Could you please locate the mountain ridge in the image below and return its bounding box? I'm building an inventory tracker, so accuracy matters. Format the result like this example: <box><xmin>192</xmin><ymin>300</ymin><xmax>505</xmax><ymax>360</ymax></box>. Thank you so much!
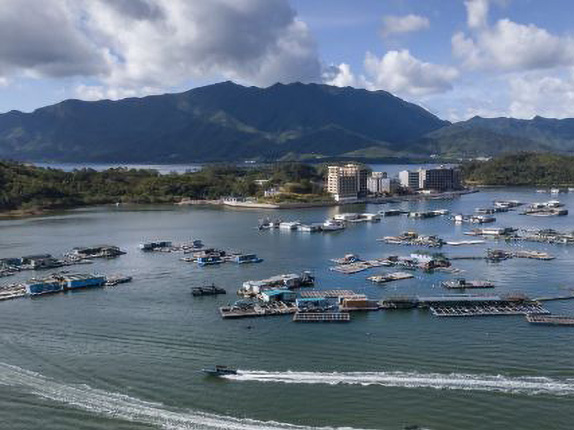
<box><xmin>2</xmin><ymin>81</ymin><xmax>574</xmax><ymax>162</ymax></box>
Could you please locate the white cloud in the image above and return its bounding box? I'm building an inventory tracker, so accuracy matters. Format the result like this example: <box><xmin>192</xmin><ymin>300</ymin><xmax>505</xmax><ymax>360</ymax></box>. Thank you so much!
<box><xmin>381</xmin><ymin>14</ymin><xmax>430</xmax><ymax>37</ymax></box>
<box><xmin>325</xmin><ymin>50</ymin><xmax>458</xmax><ymax>97</ymax></box>
<box><xmin>0</xmin><ymin>0</ymin><xmax>321</xmax><ymax>99</ymax></box>
<box><xmin>465</xmin><ymin>0</ymin><xmax>489</xmax><ymax>29</ymax></box>
<box><xmin>0</xmin><ymin>0</ymin><xmax>109</xmax><ymax>79</ymax></box>
<box><xmin>364</xmin><ymin>50</ymin><xmax>459</xmax><ymax>96</ymax></box>
<box><xmin>323</xmin><ymin>63</ymin><xmax>364</xmax><ymax>87</ymax></box>
<box><xmin>508</xmin><ymin>71</ymin><xmax>574</xmax><ymax>119</ymax></box>
<box><xmin>454</xmin><ymin>2</ymin><xmax>574</xmax><ymax>72</ymax></box>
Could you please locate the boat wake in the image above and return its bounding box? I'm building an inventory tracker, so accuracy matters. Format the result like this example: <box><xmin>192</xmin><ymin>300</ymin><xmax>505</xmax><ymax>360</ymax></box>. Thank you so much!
<box><xmin>0</xmin><ymin>363</ymin><xmax>366</xmax><ymax>430</ymax></box>
<box><xmin>225</xmin><ymin>370</ymin><xmax>574</xmax><ymax>396</ymax></box>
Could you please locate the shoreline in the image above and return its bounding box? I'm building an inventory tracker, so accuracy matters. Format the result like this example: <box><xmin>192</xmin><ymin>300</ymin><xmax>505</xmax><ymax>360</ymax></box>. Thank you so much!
<box><xmin>178</xmin><ymin>189</ymin><xmax>479</xmax><ymax>210</ymax></box>
<box><xmin>0</xmin><ymin>189</ymin><xmax>478</xmax><ymax>219</ymax></box>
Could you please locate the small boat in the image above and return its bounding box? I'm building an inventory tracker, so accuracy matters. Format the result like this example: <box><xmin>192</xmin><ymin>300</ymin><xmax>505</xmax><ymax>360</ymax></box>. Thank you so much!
<box><xmin>191</xmin><ymin>285</ymin><xmax>227</xmax><ymax>296</ymax></box>
<box><xmin>202</xmin><ymin>365</ymin><xmax>238</xmax><ymax>376</ymax></box>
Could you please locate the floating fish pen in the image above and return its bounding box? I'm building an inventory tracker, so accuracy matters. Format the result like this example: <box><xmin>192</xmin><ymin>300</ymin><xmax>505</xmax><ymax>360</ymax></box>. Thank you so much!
<box><xmin>330</xmin><ymin>259</ymin><xmax>389</xmax><ymax>274</ymax></box>
<box><xmin>300</xmin><ymin>290</ymin><xmax>357</xmax><ymax>298</ymax></box>
<box><xmin>139</xmin><ymin>240</ymin><xmax>204</xmax><ymax>253</ymax></box>
<box><xmin>67</xmin><ymin>245</ymin><xmax>126</xmax><ymax>260</ymax></box>
<box><xmin>238</xmin><ymin>272</ymin><xmax>315</xmax><ymax>297</ymax></box>
<box><xmin>378</xmin><ymin>209</ymin><xmax>405</xmax><ymax>217</ymax></box>
<box><xmin>293</xmin><ymin>312</ymin><xmax>350</xmax><ymax>322</ymax></box>
<box><xmin>513</xmin><ymin>250</ymin><xmax>555</xmax><ymax>260</ymax></box>
<box><xmin>441</xmin><ymin>279</ymin><xmax>495</xmax><ymax>289</ymax></box>
<box><xmin>417</xmin><ymin>294</ymin><xmax>549</xmax><ymax>317</ymax></box>
<box><xmin>486</xmin><ymin>249</ymin><xmax>555</xmax><ymax>262</ymax></box>
<box><xmin>522</xmin><ymin>208</ymin><xmax>568</xmax><ymax>216</ymax></box>
<box><xmin>408</xmin><ymin>211</ymin><xmax>445</xmax><ymax>219</ymax></box>
<box><xmin>0</xmin><ymin>284</ymin><xmax>27</xmax><ymax>301</ymax></box>
<box><xmin>378</xmin><ymin>232</ymin><xmax>444</xmax><ymax>247</ymax></box>
<box><xmin>368</xmin><ymin>272</ymin><xmax>414</xmax><ymax>283</ymax></box>
<box><xmin>330</xmin><ymin>254</ymin><xmax>362</xmax><ymax>265</ymax></box>
<box><xmin>493</xmin><ymin>200</ymin><xmax>523</xmax><ymax>209</ymax></box>
<box><xmin>338</xmin><ymin>295</ymin><xmax>380</xmax><ymax>311</ymax></box>
<box><xmin>512</xmin><ymin>229</ymin><xmax>574</xmax><ymax>245</ymax></box>
<box><xmin>445</xmin><ymin>240</ymin><xmax>486</xmax><ymax>246</ymax></box>
<box><xmin>526</xmin><ymin>314</ymin><xmax>574</xmax><ymax>326</ymax></box>
<box><xmin>220</xmin><ymin>302</ymin><xmax>296</xmax><ymax>318</ymax></box>
<box><xmin>379</xmin><ymin>296</ymin><xmax>419</xmax><ymax>309</ymax></box>
<box><xmin>475</xmin><ymin>207</ymin><xmax>510</xmax><ymax>214</ymax></box>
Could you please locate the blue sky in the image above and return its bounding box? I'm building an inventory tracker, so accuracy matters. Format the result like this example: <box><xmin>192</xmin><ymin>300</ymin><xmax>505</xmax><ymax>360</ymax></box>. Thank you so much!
<box><xmin>2</xmin><ymin>0</ymin><xmax>574</xmax><ymax>121</ymax></box>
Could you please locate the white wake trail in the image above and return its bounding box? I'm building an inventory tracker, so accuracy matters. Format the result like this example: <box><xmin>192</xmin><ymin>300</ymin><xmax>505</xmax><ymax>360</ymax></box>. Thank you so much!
<box><xmin>0</xmin><ymin>363</ymin><xmax>368</xmax><ymax>430</ymax></box>
<box><xmin>225</xmin><ymin>370</ymin><xmax>574</xmax><ymax>396</ymax></box>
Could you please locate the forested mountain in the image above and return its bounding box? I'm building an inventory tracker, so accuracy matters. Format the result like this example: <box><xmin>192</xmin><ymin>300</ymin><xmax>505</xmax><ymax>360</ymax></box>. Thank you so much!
<box><xmin>0</xmin><ymin>82</ymin><xmax>448</xmax><ymax>162</ymax></box>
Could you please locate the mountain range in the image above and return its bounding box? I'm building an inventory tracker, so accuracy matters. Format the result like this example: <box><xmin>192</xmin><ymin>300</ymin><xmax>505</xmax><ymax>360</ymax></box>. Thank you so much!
<box><xmin>1</xmin><ymin>81</ymin><xmax>574</xmax><ymax>163</ymax></box>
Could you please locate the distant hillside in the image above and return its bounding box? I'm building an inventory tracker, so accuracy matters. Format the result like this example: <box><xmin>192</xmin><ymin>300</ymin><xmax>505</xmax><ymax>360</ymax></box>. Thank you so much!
<box><xmin>424</xmin><ymin>116</ymin><xmax>574</xmax><ymax>156</ymax></box>
<box><xmin>0</xmin><ymin>82</ymin><xmax>448</xmax><ymax>163</ymax></box>
<box><xmin>462</xmin><ymin>152</ymin><xmax>574</xmax><ymax>186</ymax></box>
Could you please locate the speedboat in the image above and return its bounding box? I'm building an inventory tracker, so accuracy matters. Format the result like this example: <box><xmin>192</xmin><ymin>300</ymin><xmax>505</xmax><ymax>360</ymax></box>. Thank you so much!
<box><xmin>202</xmin><ymin>365</ymin><xmax>238</xmax><ymax>376</ymax></box>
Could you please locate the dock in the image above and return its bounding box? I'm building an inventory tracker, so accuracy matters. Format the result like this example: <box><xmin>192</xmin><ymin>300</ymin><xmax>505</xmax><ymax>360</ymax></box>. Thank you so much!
<box><xmin>293</xmin><ymin>312</ymin><xmax>350</xmax><ymax>322</ymax></box>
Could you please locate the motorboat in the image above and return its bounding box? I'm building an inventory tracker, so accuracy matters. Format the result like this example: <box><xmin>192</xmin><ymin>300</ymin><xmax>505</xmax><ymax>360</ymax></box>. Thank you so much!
<box><xmin>202</xmin><ymin>365</ymin><xmax>238</xmax><ymax>376</ymax></box>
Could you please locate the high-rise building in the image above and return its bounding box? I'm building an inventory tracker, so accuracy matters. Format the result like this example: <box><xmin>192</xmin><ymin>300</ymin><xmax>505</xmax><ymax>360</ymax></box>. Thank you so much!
<box><xmin>399</xmin><ymin>170</ymin><xmax>420</xmax><ymax>190</ymax></box>
<box><xmin>419</xmin><ymin>167</ymin><xmax>462</xmax><ymax>191</ymax></box>
<box><xmin>399</xmin><ymin>166</ymin><xmax>462</xmax><ymax>192</ymax></box>
<box><xmin>367</xmin><ymin>171</ymin><xmax>396</xmax><ymax>194</ymax></box>
<box><xmin>327</xmin><ymin>164</ymin><xmax>369</xmax><ymax>202</ymax></box>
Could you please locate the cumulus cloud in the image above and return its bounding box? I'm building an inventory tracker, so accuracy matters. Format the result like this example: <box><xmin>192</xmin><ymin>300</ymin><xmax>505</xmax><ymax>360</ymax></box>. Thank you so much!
<box><xmin>381</xmin><ymin>14</ymin><xmax>430</xmax><ymax>37</ymax></box>
<box><xmin>0</xmin><ymin>0</ymin><xmax>321</xmax><ymax>99</ymax></box>
<box><xmin>0</xmin><ymin>0</ymin><xmax>109</xmax><ymax>78</ymax></box>
<box><xmin>507</xmin><ymin>71</ymin><xmax>574</xmax><ymax>118</ymax></box>
<box><xmin>325</xmin><ymin>50</ymin><xmax>458</xmax><ymax>97</ymax></box>
<box><xmin>454</xmin><ymin>1</ymin><xmax>574</xmax><ymax>71</ymax></box>
<box><xmin>364</xmin><ymin>50</ymin><xmax>458</xmax><ymax>96</ymax></box>
<box><xmin>465</xmin><ymin>0</ymin><xmax>489</xmax><ymax>29</ymax></box>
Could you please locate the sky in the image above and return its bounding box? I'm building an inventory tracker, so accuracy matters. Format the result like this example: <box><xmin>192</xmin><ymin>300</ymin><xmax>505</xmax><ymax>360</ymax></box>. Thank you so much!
<box><xmin>2</xmin><ymin>0</ymin><xmax>574</xmax><ymax>121</ymax></box>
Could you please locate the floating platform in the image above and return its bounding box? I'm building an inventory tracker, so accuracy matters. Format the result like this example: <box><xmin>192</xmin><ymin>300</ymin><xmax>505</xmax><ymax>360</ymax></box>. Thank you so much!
<box><xmin>0</xmin><ymin>284</ymin><xmax>26</xmax><ymax>301</ymax></box>
<box><xmin>429</xmin><ymin>302</ymin><xmax>548</xmax><ymax>317</ymax></box>
<box><xmin>441</xmin><ymin>279</ymin><xmax>495</xmax><ymax>289</ymax></box>
<box><xmin>220</xmin><ymin>302</ymin><xmax>296</xmax><ymax>319</ymax></box>
<box><xmin>526</xmin><ymin>314</ymin><xmax>574</xmax><ymax>325</ymax></box>
<box><xmin>293</xmin><ymin>312</ymin><xmax>351</xmax><ymax>322</ymax></box>
<box><xmin>299</xmin><ymin>290</ymin><xmax>357</xmax><ymax>298</ymax></box>
<box><xmin>330</xmin><ymin>259</ymin><xmax>389</xmax><ymax>274</ymax></box>
<box><xmin>368</xmin><ymin>272</ymin><xmax>414</xmax><ymax>283</ymax></box>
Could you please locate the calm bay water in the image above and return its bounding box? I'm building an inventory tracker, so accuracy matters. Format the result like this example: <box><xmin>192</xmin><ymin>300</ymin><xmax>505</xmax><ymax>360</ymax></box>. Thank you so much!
<box><xmin>0</xmin><ymin>187</ymin><xmax>573</xmax><ymax>430</ymax></box>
